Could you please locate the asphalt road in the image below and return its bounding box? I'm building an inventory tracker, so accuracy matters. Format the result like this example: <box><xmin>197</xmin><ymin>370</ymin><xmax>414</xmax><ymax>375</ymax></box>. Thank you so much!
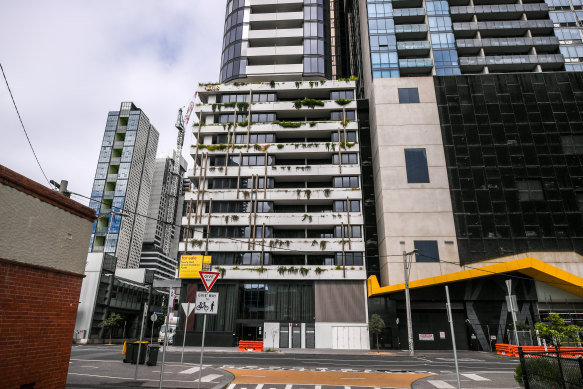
<box><xmin>70</xmin><ymin>345</ymin><xmax>520</xmax><ymax>374</ymax></box>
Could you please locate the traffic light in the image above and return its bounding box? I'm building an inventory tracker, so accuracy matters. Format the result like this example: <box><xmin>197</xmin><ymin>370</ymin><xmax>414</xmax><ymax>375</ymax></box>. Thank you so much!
<box><xmin>173</xmin><ymin>298</ymin><xmax>179</xmax><ymax>311</ymax></box>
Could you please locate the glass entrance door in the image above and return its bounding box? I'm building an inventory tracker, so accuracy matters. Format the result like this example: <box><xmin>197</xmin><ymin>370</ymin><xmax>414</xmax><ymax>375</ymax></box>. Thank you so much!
<box><xmin>237</xmin><ymin>323</ymin><xmax>263</xmax><ymax>341</ymax></box>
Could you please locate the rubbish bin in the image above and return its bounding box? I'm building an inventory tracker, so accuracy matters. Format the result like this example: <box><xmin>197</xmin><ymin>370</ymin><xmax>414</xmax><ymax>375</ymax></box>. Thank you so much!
<box><xmin>124</xmin><ymin>341</ymin><xmax>149</xmax><ymax>364</ymax></box>
<box><xmin>146</xmin><ymin>344</ymin><xmax>160</xmax><ymax>366</ymax></box>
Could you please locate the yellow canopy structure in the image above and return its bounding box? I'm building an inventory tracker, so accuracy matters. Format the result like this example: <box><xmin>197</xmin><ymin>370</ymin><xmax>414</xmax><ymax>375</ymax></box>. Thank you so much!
<box><xmin>367</xmin><ymin>257</ymin><xmax>583</xmax><ymax>298</ymax></box>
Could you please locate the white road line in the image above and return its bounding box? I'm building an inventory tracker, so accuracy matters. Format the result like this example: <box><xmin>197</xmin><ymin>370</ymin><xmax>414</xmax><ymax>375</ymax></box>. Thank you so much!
<box><xmin>80</xmin><ymin>366</ymin><xmax>98</xmax><ymax>369</ymax></box>
<box><xmin>462</xmin><ymin>373</ymin><xmax>490</xmax><ymax>381</ymax></box>
<box><xmin>255</xmin><ymin>385</ymin><xmax>264</xmax><ymax>389</ymax></box>
<box><xmin>285</xmin><ymin>385</ymin><xmax>292</xmax><ymax>389</ymax></box>
<box><xmin>427</xmin><ymin>380</ymin><xmax>455</xmax><ymax>389</ymax></box>
<box><xmin>344</xmin><ymin>386</ymin><xmax>351</xmax><ymax>389</ymax></box>
<box><xmin>226</xmin><ymin>385</ymin><xmax>235</xmax><ymax>389</ymax></box>
<box><xmin>315</xmin><ymin>385</ymin><xmax>321</xmax><ymax>389</ymax></box>
<box><xmin>179</xmin><ymin>366</ymin><xmax>201</xmax><ymax>374</ymax></box>
<box><xmin>200</xmin><ymin>373</ymin><xmax>222</xmax><ymax>382</ymax></box>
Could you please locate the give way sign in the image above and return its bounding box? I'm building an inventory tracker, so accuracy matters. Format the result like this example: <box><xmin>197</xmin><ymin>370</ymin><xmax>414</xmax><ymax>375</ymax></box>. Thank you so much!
<box><xmin>199</xmin><ymin>271</ymin><xmax>220</xmax><ymax>292</ymax></box>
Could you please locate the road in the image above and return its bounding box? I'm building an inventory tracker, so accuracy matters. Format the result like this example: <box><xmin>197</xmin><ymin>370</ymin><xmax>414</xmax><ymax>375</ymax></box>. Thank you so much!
<box><xmin>68</xmin><ymin>345</ymin><xmax>520</xmax><ymax>388</ymax></box>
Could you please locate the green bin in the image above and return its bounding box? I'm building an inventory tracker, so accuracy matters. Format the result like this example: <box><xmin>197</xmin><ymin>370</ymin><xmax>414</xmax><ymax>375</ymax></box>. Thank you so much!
<box><xmin>146</xmin><ymin>344</ymin><xmax>160</xmax><ymax>366</ymax></box>
<box><xmin>124</xmin><ymin>341</ymin><xmax>148</xmax><ymax>364</ymax></box>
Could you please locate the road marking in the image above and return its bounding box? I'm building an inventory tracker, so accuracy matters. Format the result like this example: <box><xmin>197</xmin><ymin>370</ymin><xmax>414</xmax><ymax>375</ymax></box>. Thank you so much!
<box><xmin>200</xmin><ymin>373</ymin><xmax>222</xmax><ymax>382</ymax></box>
<box><xmin>344</xmin><ymin>386</ymin><xmax>351</xmax><ymax>389</ymax></box>
<box><xmin>179</xmin><ymin>366</ymin><xmax>200</xmax><ymax>374</ymax></box>
<box><xmin>226</xmin><ymin>385</ymin><xmax>235</xmax><ymax>389</ymax></box>
<box><xmin>462</xmin><ymin>373</ymin><xmax>490</xmax><ymax>381</ymax></box>
<box><xmin>80</xmin><ymin>366</ymin><xmax>98</xmax><ymax>369</ymax></box>
<box><xmin>427</xmin><ymin>380</ymin><xmax>455</xmax><ymax>389</ymax></box>
<box><xmin>285</xmin><ymin>385</ymin><xmax>292</xmax><ymax>389</ymax></box>
<box><xmin>315</xmin><ymin>386</ymin><xmax>321</xmax><ymax>389</ymax></box>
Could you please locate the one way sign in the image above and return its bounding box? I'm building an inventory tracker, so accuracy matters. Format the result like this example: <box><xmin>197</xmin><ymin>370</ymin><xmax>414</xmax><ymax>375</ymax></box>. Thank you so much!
<box><xmin>199</xmin><ymin>271</ymin><xmax>220</xmax><ymax>292</ymax></box>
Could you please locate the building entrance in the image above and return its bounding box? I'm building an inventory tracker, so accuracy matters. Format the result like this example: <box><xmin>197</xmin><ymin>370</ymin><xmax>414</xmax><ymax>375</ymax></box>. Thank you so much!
<box><xmin>237</xmin><ymin>323</ymin><xmax>263</xmax><ymax>341</ymax></box>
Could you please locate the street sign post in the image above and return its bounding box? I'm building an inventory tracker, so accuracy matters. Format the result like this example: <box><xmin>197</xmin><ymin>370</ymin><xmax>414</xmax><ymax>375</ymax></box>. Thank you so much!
<box><xmin>196</xmin><ymin>288</ymin><xmax>219</xmax><ymax>388</ymax></box>
<box><xmin>150</xmin><ymin>313</ymin><xmax>157</xmax><ymax>343</ymax></box>
<box><xmin>199</xmin><ymin>271</ymin><xmax>220</xmax><ymax>292</ymax></box>
<box><xmin>134</xmin><ymin>302</ymin><xmax>148</xmax><ymax>380</ymax></box>
<box><xmin>445</xmin><ymin>286</ymin><xmax>461</xmax><ymax>389</ymax></box>
<box><xmin>180</xmin><ymin>303</ymin><xmax>196</xmax><ymax>364</ymax></box>
<box><xmin>159</xmin><ymin>287</ymin><xmax>174</xmax><ymax>389</ymax></box>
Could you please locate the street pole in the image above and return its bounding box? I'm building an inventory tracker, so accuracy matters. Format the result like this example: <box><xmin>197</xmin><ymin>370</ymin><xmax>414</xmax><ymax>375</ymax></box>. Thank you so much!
<box><xmin>181</xmin><ymin>303</ymin><xmax>191</xmax><ymax>364</ymax></box>
<box><xmin>198</xmin><ymin>314</ymin><xmax>207</xmax><ymax>389</ymax></box>
<box><xmin>506</xmin><ymin>279</ymin><xmax>520</xmax><ymax>347</ymax></box>
<box><xmin>445</xmin><ymin>285</ymin><xmax>461</xmax><ymax>389</ymax></box>
<box><xmin>134</xmin><ymin>302</ymin><xmax>148</xmax><ymax>380</ymax></box>
<box><xmin>403</xmin><ymin>251</ymin><xmax>414</xmax><ymax>356</ymax></box>
<box><xmin>159</xmin><ymin>288</ymin><xmax>173</xmax><ymax>389</ymax></box>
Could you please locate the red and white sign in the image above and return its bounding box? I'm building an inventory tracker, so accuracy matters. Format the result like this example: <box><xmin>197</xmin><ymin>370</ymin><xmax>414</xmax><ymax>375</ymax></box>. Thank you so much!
<box><xmin>199</xmin><ymin>271</ymin><xmax>220</xmax><ymax>292</ymax></box>
<box><xmin>419</xmin><ymin>333</ymin><xmax>435</xmax><ymax>341</ymax></box>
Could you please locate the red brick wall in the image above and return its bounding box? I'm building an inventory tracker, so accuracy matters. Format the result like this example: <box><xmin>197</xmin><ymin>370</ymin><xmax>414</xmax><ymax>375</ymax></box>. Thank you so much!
<box><xmin>0</xmin><ymin>258</ymin><xmax>84</xmax><ymax>389</ymax></box>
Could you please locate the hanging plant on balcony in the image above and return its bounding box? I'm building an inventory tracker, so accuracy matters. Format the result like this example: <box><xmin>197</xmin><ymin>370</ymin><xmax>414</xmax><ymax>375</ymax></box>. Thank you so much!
<box><xmin>335</xmin><ymin>98</ymin><xmax>353</xmax><ymax>106</ymax></box>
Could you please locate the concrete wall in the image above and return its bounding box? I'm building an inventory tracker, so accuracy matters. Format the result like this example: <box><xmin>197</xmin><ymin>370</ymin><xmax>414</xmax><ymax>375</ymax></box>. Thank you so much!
<box><xmin>365</xmin><ymin>77</ymin><xmax>460</xmax><ymax>287</ymax></box>
<box><xmin>74</xmin><ymin>253</ymin><xmax>105</xmax><ymax>343</ymax></box>
<box><xmin>0</xmin><ymin>174</ymin><xmax>94</xmax><ymax>274</ymax></box>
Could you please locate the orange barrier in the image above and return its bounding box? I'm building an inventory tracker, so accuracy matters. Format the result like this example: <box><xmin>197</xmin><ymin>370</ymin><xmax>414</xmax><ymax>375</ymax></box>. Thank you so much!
<box><xmin>496</xmin><ymin>344</ymin><xmax>583</xmax><ymax>357</ymax></box>
<box><xmin>238</xmin><ymin>340</ymin><xmax>263</xmax><ymax>352</ymax></box>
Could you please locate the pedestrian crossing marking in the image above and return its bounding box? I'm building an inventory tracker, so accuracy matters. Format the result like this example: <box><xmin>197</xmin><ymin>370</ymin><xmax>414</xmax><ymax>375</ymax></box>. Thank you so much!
<box><xmin>427</xmin><ymin>380</ymin><xmax>455</xmax><ymax>389</ymax></box>
<box><xmin>200</xmin><ymin>373</ymin><xmax>222</xmax><ymax>382</ymax></box>
<box><xmin>179</xmin><ymin>366</ymin><xmax>200</xmax><ymax>374</ymax></box>
<box><xmin>462</xmin><ymin>373</ymin><xmax>490</xmax><ymax>381</ymax></box>
<box><xmin>285</xmin><ymin>385</ymin><xmax>292</xmax><ymax>389</ymax></box>
<box><xmin>255</xmin><ymin>385</ymin><xmax>263</xmax><ymax>389</ymax></box>
<box><xmin>227</xmin><ymin>384</ymin><xmax>235</xmax><ymax>389</ymax></box>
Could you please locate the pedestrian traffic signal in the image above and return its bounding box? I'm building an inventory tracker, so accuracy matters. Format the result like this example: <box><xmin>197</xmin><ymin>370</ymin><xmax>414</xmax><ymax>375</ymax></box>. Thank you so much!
<box><xmin>173</xmin><ymin>298</ymin><xmax>179</xmax><ymax>311</ymax></box>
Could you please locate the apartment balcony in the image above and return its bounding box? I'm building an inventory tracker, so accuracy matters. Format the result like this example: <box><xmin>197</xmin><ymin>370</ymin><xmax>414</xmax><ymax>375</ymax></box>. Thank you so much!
<box><xmin>177</xmin><ymin>265</ymin><xmax>367</xmax><ymax>281</ymax></box>
<box><xmin>246</xmin><ymin>63</ymin><xmax>303</xmax><ymax>77</ymax></box>
<box><xmin>247</xmin><ymin>45</ymin><xmax>303</xmax><ymax>59</ymax></box>
<box><xmin>196</xmin><ymin>142</ymin><xmax>359</xmax><ymax>156</ymax></box>
<box><xmin>183</xmin><ymin>212</ymin><xmax>364</xmax><ymax>229</ymax></box>
<box><xmin>198</xmin><ymin>99</ymin><xmax>357</xmax><ymax>116</ymax></box>
<box><xmin>395</xmin><ymin>24</ymin><xmax>429</xmax><ymax>39</ymax></box>
<box><xmin>456</xmin><ymin>36</ymin><xmax>560</xmax><ymax>55</ymax></box>
<box><xmin>113</xmin><ymin>141</ymin><xmax>125</xmax><ymax>150</ymax></box>
<box><xmin>196</xmin><ymin>121</ymin><xmax>358</xmax><ymax>137</ymax></box>
<box><xmin>459</xmin><ymin>53</ymin><xmax>564</xmax><ymax>72</ymax></box>
<box><xmin>393</xmin><ymin>8</ymin><xmax>426</xmax><ymax>24</ymax></box>
<box><xmin>397</xmin><ymin>40</ymin><xmax>431</xmax><ymax>55</ymax></box>
<box><xmin>450</xmin><ymin>3</ymin><xmax>549</xmax><ymax>22</ymax></box>
<box><xmin>399</xmin><ymin>58</ymin><xmax>434</xmax><ymax>74</ymax></box>
<box><xmin>248</xmin><ymin>28</ymin><xmax>303</xmax><ymax>46</ymax></box>
<box><xmin>110</xmin><ymin>157</ymin><xmax>121</xmax><ymax>165</ymax></box>
<box><xmin>391</xmin><ymin>0</ymin><xmax>423</xmax><ymax>9</ymax></box>
<box><xmin>205</xmin><ymin>164</ymin><xmax>361</xmax><ymax>178</ymax></box>
<box><xmin>103</xmin><ymin>191</ymin><xmax>115</xmax><ymax>200</ymax></box>
<box><xmin>106</xmin><ymin>174</ymin><xmax>118</xmax><ymax>182</ymax></box>
<box><xmin>249</xmin><ymin>11</ymin><xmax>303</xmax><ymax>29</ymax></box>
<box><xmin>95</xmin><ymin>227</ymin><xmax>109</xmax><ymax>236</ymax></box>
<box><xmin>249</xmin><ymin>0</ymin><xmax>304</xmax><ymax>13</ymax></box>
<box><xmin>196</xmin><ymin>80</ymin><xmax>357</xmax><ymax>99</ymax></box>
<box><xmin>179</xmin><ymin>238</ymin><xmax>365</xmax><ymax>257</ymax></box>
<box><xmin>185</xmin><ymin>188</ymin><xmax>363</xmax><ymax>202</ymax></box>
<box><xmin>92</xmin><ymin>246</ymin><xmax>105</xmax><ymax>253</ymax></box>
<box><xmin>116</xmin><ymin>126</ymin><xmax>127</xmax><ymax>134</ymax></box>
<box><xmin>453</xmin><ymin>20</ymin><xmax>554</xmax><ymax>38</ymax></box>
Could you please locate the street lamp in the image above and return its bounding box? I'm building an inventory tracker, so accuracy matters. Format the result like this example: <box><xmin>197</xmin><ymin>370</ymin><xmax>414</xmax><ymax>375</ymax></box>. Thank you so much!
<box><xmin>403</xmin><ymin>249</ymin><xmax>418</xmax><ymax>356</ymax></box>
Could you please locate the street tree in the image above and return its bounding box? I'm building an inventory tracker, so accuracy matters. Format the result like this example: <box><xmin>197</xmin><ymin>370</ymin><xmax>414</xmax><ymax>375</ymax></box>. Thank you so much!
<box><xmin>99</xmin><ymin>312</ymin><xmax>124</xmax><ymax>344</ymax></box>
<box><xmin>534</xmin><ymin>313</ymin><xmax>581</xmax><ymax>350</ymax></box>
<box><xmin>369</xmin><ymin>314</ymin><xmax>385</xmax><ymax>352</ymax></box>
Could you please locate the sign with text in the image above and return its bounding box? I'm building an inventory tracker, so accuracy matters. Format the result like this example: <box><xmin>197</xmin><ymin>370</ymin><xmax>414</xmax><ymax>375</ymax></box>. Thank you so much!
<box><xmin>195</xmin><ymin>292</ymin><xmax>219</xmax><ymax>315</ymax></box>
<box><xmin>179</xmin><ymin>255</ymin><xmax>211</xmax><ymax>278</ymax></box>
<box><xmin>199</xmin><ymin>271</ymin><xmax>220</xmax><ymax>292</ymax></box>
<box><xmin>419</xmin><ymin>333</ymin><xmax>434</xmax><ymax>341</ymax></box>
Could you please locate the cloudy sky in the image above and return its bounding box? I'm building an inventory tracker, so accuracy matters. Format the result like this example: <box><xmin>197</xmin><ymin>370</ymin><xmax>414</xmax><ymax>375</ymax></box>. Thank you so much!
<box><xmin>0</xmin><ymin>1</ymin><xmax>224</xmax><ymax>204</ymax></box>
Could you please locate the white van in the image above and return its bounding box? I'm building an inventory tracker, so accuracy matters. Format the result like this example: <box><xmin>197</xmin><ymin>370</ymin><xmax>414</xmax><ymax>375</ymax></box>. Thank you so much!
<box><xmin>158</xmin><ymin>325</ymin><xmax>176</xmax><ymax>345</ymax></box>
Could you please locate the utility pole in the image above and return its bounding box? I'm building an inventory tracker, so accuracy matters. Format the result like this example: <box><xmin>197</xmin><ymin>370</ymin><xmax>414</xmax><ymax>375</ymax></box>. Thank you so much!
<box><xmin>403</xmin><ymin>249</ymin><xmax>418</xmax><ymax>357</ymax></box>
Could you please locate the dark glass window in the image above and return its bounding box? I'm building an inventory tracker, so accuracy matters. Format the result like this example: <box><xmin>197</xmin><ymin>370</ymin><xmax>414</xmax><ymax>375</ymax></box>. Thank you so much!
<box><xmin>330</xmin><ymin>90</ymin><xmax>354</xmax><ymax>100</ymax></box>
<box><xmin>335</xmin><ymin>252</ymin><xmax>363</xmax><ymax>266</ymax></box>
<box><xmin>561</xmin><ymin>135</ymin><xmax>583</xmax><ymax>155</ymax></box>
<box><xmin>333</xmin><ymin>200</ymin><xmax>360</xmax><ymax>212</ymax></box>
<box><xmin>405</xmin><ymin>149</ymin><xmax>430</xmax><ymax>183</ymax></box>
<box><xmin>334</xmin><ymin>225</ymin><xmax>362</xmax><ymax>238</ymax></box>
<box><xmin>333</xmin><ymin>176</ymin><xmax>359</xmax><ymax>188</ymax></box>
<box><xmin>331</xmin><ymin>111</ymin><xmax>356</xmax><ymax>120</ymax></box>
<box><xmin>331</xmin><ymin>131</ymin><xmax>357</xmax><ymax>142</ymax></box>
<box><xmin>577</xmin><ymin>192</ymin><xmax>583</xmax><ymax>213</ymax></box>
<box><xmin>414</xmin><ymin>240</ymin><xmax>440</xmax><ymax>262</ymax></box>
<box><xmin>332</xmin><ymin>153</ymin><xmax>358</xmax><ymax>164</ymax></box>
<box><xmin>517</xmin><ymin>180</ymin><xmax>544</xmax><ymax>202</ymax></box>
<box><xmin>398</xmin><ymin>88</ymin><xmax>420</xmax><ymax>104</ymax></box>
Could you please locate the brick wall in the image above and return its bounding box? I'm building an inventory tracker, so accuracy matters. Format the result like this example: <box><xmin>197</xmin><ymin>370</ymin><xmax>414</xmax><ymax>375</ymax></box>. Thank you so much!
<box><xmin>0</xmin><ymin>258</ymin><xmax>84</xmax><ymax>388</ymax></box>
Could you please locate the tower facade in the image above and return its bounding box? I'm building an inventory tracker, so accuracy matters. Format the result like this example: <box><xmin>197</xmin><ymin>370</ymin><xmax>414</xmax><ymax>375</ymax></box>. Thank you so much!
<box><xmin>88</xmin><ymin>102</ymin><xmax>159</xmax><ymax>269</ymax></box>
<box><xmin>140</xmin><ymin>150</ymin><xmax>188</xmax><ymax>280</ymax></box>
<box><xmin>178</xmin><ymin>0</ymin><xmax>369</xmax><ymax>349</ymax></box>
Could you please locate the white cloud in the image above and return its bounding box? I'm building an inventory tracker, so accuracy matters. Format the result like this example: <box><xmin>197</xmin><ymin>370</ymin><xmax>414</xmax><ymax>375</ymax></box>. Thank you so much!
<box><xmin>0</xmin><ymin>1</ymin><xmax>224</xmax><ymax>204</ymax></box>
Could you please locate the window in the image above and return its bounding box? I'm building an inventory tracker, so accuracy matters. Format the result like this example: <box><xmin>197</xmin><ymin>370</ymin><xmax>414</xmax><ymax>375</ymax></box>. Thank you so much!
<box><xmin>250</xmin><ymin>113</ymin><xmax>276</xmax><ymax>123</ymax></box>
<box><xmin>330</xmin><ymin>90</ymin><xmax>354</xmax><ymax>100</ymax></box>
<box><xmin>221</xmin><ymin>94</ymin><xmax>248</xmax><ymax>103</ymax></box>
<box><xmin>333</xmin><ymin>200</ymin><xmax>360</xmax><ymax>212</ymax></box>
<box><xmin>218</xmin><ymin>113</ymin><xmax>247</xmax><ymax>124</ymax></box>
<box><xmin>414</xmin><ymin>241</ymin><xmax>440</xmax><ymax>262</ymax></box>
<box><xmin>561</xmin><ymin>135</ymin><xmax>583</xmax><ymax>155</ymax></box>
<box><xmin>240</xmin><ymin>177</ymin><xmax>274</xmax><ymax>189</ymax></box>
<box><xmin>332</xmin><ymin>153</ymin><xmax>358</xmax><ymax>164</ymax></box>
<box><xmin>517</xmin><ymin>180</ymin><xmax>544</xmax><ymax>201</ymax></box>
<box><xmin>251</xmin><ymin>93</ymin><xmax>276</xmax><ymax>102</ymax></box>
<box><xmin>405</xmin><ymin>148</ymin><xmax>430</xmax><ymax>183</ymax></box>
<box><xmin>209</xmin><ymin>178</ymin><xmax>238</xmax><ymax>189</ymax></box>
<box><xmin>331</xmin><ymin>111</ymin><xmax>356</xmax><ymax>121</ymax></box>
<box><xmin>398</xmin><ymin>88</ymin><xmax>420</xmax><ymax>103</ymax></box>
<box><xmin>333</xmin><ymin>176</ymin><xmax>359</xmax><ymax>188</ymax></box>
<box><xmin>334</xmin><ymin>225</ymin><xmax>361</xmax><ymax>238</ymax></box>
<box><xmin>335</xmin><ymin>252</ymin><xmax>363</xmax><ymax>266</ymax></box>
<box><xmin>577</xmin><ymin>192</ymin><xmax>583</xmax><ymax>213</ymax></box>
<box><xmin>331</xmin><ymin>131</ymin><xmax>357</xmax><ymax>142</ymax></box>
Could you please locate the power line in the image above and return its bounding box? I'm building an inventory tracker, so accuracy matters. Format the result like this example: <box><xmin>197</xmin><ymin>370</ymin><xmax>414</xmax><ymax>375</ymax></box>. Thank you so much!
<box><xmin>71</xmin><ymin>191</ymin><xmax>579</xmax><ymax>289</ymax></box>
<box><xmin>1</xmin><ymin>63</ymin><xmax>52</xmax><ymax>188</ymax></box>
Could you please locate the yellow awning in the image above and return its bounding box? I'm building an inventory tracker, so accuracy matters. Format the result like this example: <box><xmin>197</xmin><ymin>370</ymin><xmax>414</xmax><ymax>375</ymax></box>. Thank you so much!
<box><xmin>367</xmin><ymin>257</ymin><xmax>583</xmax><ymax>298</ymax></box>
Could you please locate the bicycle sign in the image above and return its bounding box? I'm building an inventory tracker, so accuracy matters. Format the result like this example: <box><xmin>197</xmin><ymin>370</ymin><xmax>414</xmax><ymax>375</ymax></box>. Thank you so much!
<box><xmin>195</xmin><ymin>292</ymin><xmax>219</xmax><ymax>315</ymax></box>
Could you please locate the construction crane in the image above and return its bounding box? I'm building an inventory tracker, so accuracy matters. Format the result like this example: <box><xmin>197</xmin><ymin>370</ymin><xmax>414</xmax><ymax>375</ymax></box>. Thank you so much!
<box><xmin>162</xmin><ymin>92</ymin><xmax>197</xmax><ymax>258</ymax></box>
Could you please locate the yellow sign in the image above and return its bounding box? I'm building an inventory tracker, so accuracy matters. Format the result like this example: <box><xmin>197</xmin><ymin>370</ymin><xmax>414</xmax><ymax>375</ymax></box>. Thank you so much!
<box><xmin>179</xmin><ymin>255</ymin><xmax>212</xmax><ymax>278</ymax></box>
